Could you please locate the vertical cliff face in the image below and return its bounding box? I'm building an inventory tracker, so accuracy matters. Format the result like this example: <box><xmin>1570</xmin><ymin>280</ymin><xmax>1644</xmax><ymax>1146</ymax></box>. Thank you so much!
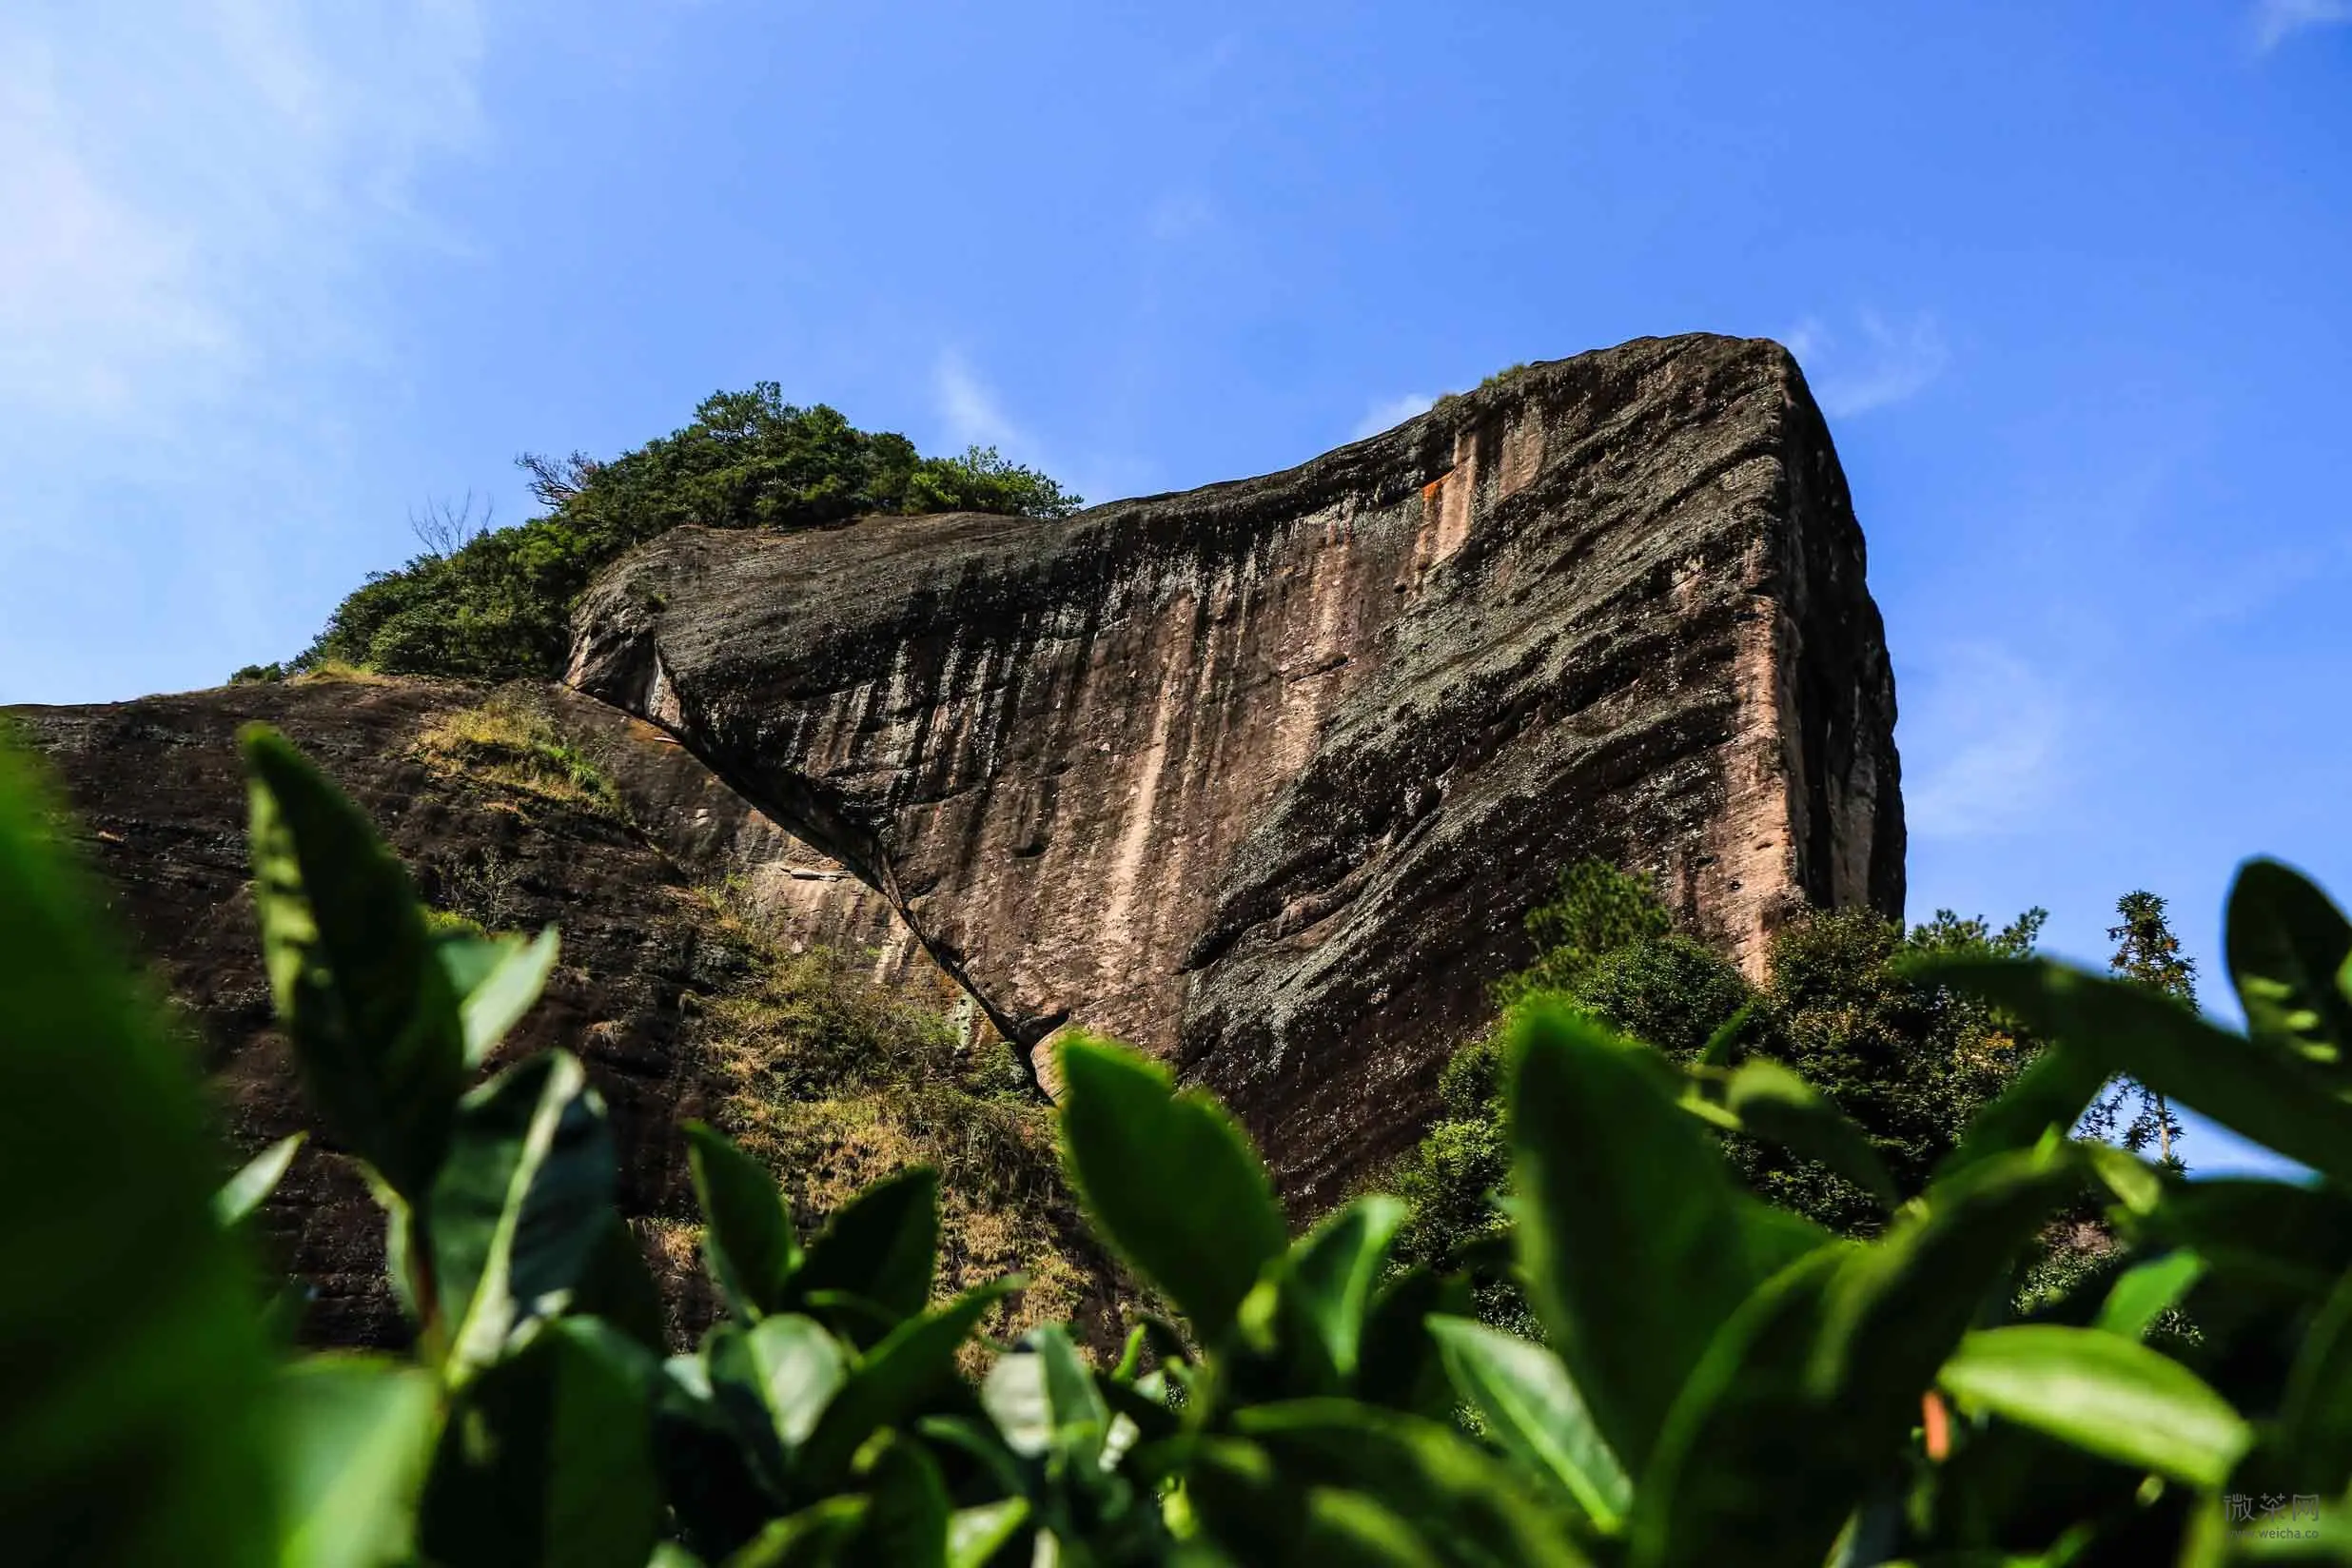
<box><xmin>569</xmin><ymin>333</ymin><xmax>1903</xmax><ymax>1205</ymax></box>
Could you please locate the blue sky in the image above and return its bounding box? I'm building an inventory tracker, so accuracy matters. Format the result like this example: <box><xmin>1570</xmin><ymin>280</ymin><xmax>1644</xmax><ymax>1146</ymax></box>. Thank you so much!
<box><xmin>4</xmin><ymin>4</ymin><xmax>2347</xmax><ymax>1169</ymax></box>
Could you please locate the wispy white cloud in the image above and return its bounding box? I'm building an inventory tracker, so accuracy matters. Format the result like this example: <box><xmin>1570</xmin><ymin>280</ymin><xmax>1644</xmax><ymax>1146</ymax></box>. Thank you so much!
<box><xmin>933</xmin><ymin>350</ymin><xmax>1031</xmax><ymax>454</ymax></box>
<box><xmin>0</xmin><ymin>2</ymin><xmax>487</xmax><ymax>700</ymax></box>
<box><xmin>0</xmin><ymin>2</ymin><xmax>484</xmax><ymax>433</ymax></box>
<box><xmin>2253</xmin><ymin>0</ymin><xmax>2352</xmax><ymax>51</ymax></box>
<box><xmin>1782</xmin><ymin>310</ymin><xmax>1950</xmax><ymax>418</ymax></box>
<box><xmin>930</xmin><ymin>349</ymin><xmax>1150</xmax><ymax>510</ymax></box>
<box><xmin>1350</xmin><ymin>393</ymin><xmax>1436</xmax><ymax>441</ymax></box>
<box><xmin>1903</xmin><ymin>644</ymin><xmax>2069</xmax><ymax>839</ymax></box>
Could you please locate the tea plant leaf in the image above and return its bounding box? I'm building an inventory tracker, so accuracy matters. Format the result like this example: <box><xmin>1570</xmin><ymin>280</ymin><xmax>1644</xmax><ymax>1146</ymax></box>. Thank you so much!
<box><xmin>1814</xmin><ymin>1145</ymin><xmax>2087</xmax><ymax>1427</ymax></box>
<box><xmin>947</xmin><ymin>1499</ymin><xmax>1029</xmax><ymax>1568</ymax></box>
<box><xmin>0</xmin><ymin>742</ymin><xmax>275</xmax><ymax>1568</ymax></box>
<box><xmin>271</xmin><ymin>1357</ymin><xmax>437</xmax><ymax>1568</ymax></box>
<box><xmin>1916</xmin><ymin>956</ymin><xmax>2352</xmax><ymax>1184</ymax></box>
<box><xmin>242</xmin><ymin>725</ymin><xmax>464</xmax><ymax>1202</ymax></box>
<box><xmin>796</xmin><ymin>1279</ymin><xmax>1019</xmax><ymax>1486</ymax></box>
<box><xmin>983</xmin><ymin>1324</ymin><xmax>1108</xmax><ymax>1459</ymax></box>
<box><xmin>1355</xmin><ymin>1266</ymin><xmax>1475</xmax><ymax>1420</ymax></box>
<box><xmin>791</xmin><ymin>1165</ymin><xmax>939</xmax><ymax>1335</ymax></box>
<box><xmin>2094</xmin><ymin>1250</ymin><xmax>2205</xmax><ymax>1341</ymax></box>
<box><xmin>1284</xmin><ymin>1194</ymin><xmax>1407</xmax><ymax>1382</ymax></box>
<box><xmin>1933</xmin><ymin>1039</ymin><xmax>2109</xmax><ymax>1184</ymax></box>
<box><xmin>1632</xmin><ymin>1247</ymin><xmax>1851</xmax><ymax>1568</ymax></box>
<box><xmin>2278</xmin><ymin>1268</ymin><xmax>2352</xmax><ymax>1489</ymax></box>
<box><xmin>725</xmin><ymin>1498</ymin><xmax>866</xmax><ymax>1567</ymax></box>
<box><xmin>1429</xmin><ymin>1315</ymin><xmax>1631</xmax><ymax>1533</ymax></box>
<box><xmin>848</xmin><ymin>1432</ymin><xmax>950</xmax><ymax>1566</ymax></box>
<box><xmin>419</xmin><ymin>1318</ymin><xmax>661</xmax><ymax>1568</ymax></box>
<box><xmin>2226</xmin><ymin>858</ymin><xmax>2352</xmax><ymax>1070</ymax></box>
<box><xmin>430</xmin><ymin>1050</ymin><xmax>617</xmax><ymax>1374</ymax></box>
<box><xmin>215</xmin><ymin>1131</ymin><xmax>305</xmax><ymax>1227</ymax></box>
<box><xmin>571</xmin><ymin>1212</ymin><xmax>667</xmax><ymax>1355</ymax></box>
<box><xmin>1057</xmin><ymin>1033</ymin><xmax>1286</xmax><ymax>1343</ymax></box>
<box><xmin>1938</xmin><ymin>1325</ymin><xmax>2251</xmax><ymax>1489</ymax></box>
<box><xmin>743</xmin><ymin>1314</ymin><xmax>849</xmax><ymax>1454</ymax></box>
<box><xmin>1507</xmin><ymin>998</ymin><xmax>1820</xmax><ymax>1473</ymax></box>
<box><xmin>1226</xmin><ymin>1399</ymin><xmax>1593</xmax><ymax>1568</ymax></box>
<box><xmin>1720</xmin><ymin>1058</ymin><xmax>1899</xmax><ymax>1210</ymax></box>
<box><xmin>443</xmin><ymin>926</ymin><xmax>561</xmax><ymax>1069</ymax></box>
<box><xmin>687</xmin><ymin>1122</ymin><xmax>801</xmax><ymax>1320</ymax></box>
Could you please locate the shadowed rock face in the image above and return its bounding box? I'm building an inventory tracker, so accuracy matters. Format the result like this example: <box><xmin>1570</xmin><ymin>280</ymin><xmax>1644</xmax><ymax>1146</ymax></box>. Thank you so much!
<box><xmin>569</xmin><ymin>333</ymin><xmax>1904</xmax><ymax>1205</ymax></box>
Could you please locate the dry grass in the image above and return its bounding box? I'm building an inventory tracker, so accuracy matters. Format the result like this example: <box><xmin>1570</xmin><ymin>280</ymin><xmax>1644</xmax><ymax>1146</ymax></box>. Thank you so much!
<box><xmin>289</xmin><ymin>657</ymin><xmax>396</xmax><ymax>686</ymax></box>
<box><xmin>412</xmin><ymin>692</ymin><xmax>622</xmax><ymax>816</ymax></box>
<box><xmin>688</xmin><ymin>919</ymin><xmax>1135</xmax><ymax>1351</ymax></box>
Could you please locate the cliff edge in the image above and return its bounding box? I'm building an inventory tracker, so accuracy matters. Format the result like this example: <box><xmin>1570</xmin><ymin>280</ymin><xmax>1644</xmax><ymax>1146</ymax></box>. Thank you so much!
<box><xmin>568</xmin><ymin>332</ymin><xmax>1904</xmax><ymax>1205</ymax></box>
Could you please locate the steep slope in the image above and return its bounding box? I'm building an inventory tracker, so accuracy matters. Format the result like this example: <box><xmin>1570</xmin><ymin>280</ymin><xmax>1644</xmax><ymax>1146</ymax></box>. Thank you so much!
<box><xmin>567</xmin><ymin>332</ymin><xmax>1904</xmax><ymax>1204</ymax></box>
<box><xmin>10</xmin><ymin>676</ymin><xmax>1126</xmax><ymax>1347</ymax></box>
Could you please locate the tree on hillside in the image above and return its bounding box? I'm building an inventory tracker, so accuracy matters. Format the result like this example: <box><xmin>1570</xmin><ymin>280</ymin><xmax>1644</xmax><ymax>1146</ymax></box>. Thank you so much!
<box><xmin>293</xmin><ymin>385</ymin><xmax>1083</xmax><ymax>682</ymax></box>
<box><xmin>2088</xmin><ymin>889</ymin><xmax>2195</xmax><ymax>1166</ymax></box>
<box><xmin>1389</xmin><ymin>860</ymin><xmax>2048</xmax><ymax>1327</ymax></box>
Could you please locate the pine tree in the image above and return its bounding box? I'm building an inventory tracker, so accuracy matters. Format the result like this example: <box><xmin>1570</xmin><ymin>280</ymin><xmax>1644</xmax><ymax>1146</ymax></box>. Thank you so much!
<box><xmin>2099</xmin><ymin>890</ymin><xmax>2196</xmax><ymax>1166</ymax></box>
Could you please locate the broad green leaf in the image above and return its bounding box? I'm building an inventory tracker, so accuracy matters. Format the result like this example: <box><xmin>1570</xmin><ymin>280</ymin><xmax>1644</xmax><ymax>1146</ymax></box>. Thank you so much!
<box><xmin>573</xmin><ymin>1212</ymin><xmax>668</xmax><ymax>1355</ymax></box>
<box><xmin>983</xmin><ymin>1324</ymin><xmax>1109</xmax><ymax>1459</ymax></box>
<box><xmin>419</xmin><ymin>1318</ymin><xmax>661</xmax><ymax>1568</ymax></box>
<box><xmin>2226</xmin><ymin>858</ymin><xmax>2352</xmax><ymax>1070</ymax></box>
<box><xmin>1225</xmin><ymin>1400</ymin><xmax>1593</xmax><ymax>1568</ymax></box>
<box><xmin>1429</xmin><ymin>1315</ymin><xmax>1631</xmax><ymax>1532</ymax></box>
<box><xmin>687</xmin><ymin>1122</ymin><xmax>800</xmax><ymax>1319</ymax></box>
<box><xmin>1631</xmin><ymin>1247</ymin><xmax>1852</xmax><ymax>1568</ymax></box>
<box><xmin>215</xmin><ymin>1132</ymin><xmax>305</xmax><ymax>1227</ymax></box>
<box><xmin>1295</xmin><ymin>1490</ymin><xmax>1450</xmax><ymax>1568</ymax></box>
<box><xmin>796</xmin><ymin>1279</ymin><xmax>1018</xmax><ymax>1486</ymax></box>
<box><xmin>430</xmin><ymin>1050</ymin><xmax>617</xmax><ymax>1373</ymax></box>
<box><xmin>2278</xmin><ymin>1267</ymin><xmax>2352</xmax><ymax>1490</ymax></box>
<box><xmin>1938</xmin><ymin>1325</ymin><xmax>2251</xmax><ymax>1488</ymax></box>
<box><xmin>724</xmin><ymin>1498</ymin><xmax>866</xmax><ymax>1568</ymax></box>
<box><xmin>1917</xmin><ymin>956</ymin><xmax>2352</xmax><ymax>1184</ymax></box>
<box><xmin>791</xmin><ymin>1166</ymin><xmax>939</xmax><ymax>1335</ymax></box>
<box><xmin>1933</xmin><ymin>1039</ymin><xmax>2109</xmax><ymax>1183</ymax></box>
<box><xmin>0</xmin><ymin>742</ymin><xmax>275</xmax><ymax>1568</ymax></box>
<box><xmin>243</xmin><ymin>725</ymin><xmax>464</xmax><ymax>1201</ymax></box>
<box><xmin>2095</xmin><ymin>1250</ymin><xmax>2206</xmax><ymax>1340</ymax></box>
<box><xmin>1720</xmin><ymin>1058</ymin><xmax>1899</xmax><ymax>1210</ymax></box>
<box><xmin>947</xmin><ymin>1499</ymin><xmax>1029</xmax><ymax>1568</ymax></box>
<box><xmin>2082</xmin><ymin>1142</ymin><xmax>2165</xmax><ymax>1216</ymax></box>
<box><xmin>1355</xmin><ymin>1266</ymin><xmax>1475</xmax><ymax>1420</ymax></box>
<box><xmin>442</xmin><ymin>926</ymin><xmax>561</xmax><ymax>1069</ymax></box>
<box><xmin>1813</xmin><ymin>1145</ymin><xmax>2087</xmax><ymax>1428</ymax></box>
<box><xmin>1642</xmin><ymin>1148</ymin><xmax>2085</xmax><ymax>1568</ymax></box>
<box><xmin>2135</xmin><ymin>1178</ymin><xmax>2352</xmax><ymax>1297</ymax></box>
<box><xmin>743</xmin><ymin>1314</ymin><xmax>849</xmax><ymax>1453</ymax></box>
<box><xmin>271</xmin><ymin>1357</ymin><xmax>437</xmax><ymax>1568</ymax></box>
<box><xmin>1057</xmin><ymin>1033</ymin><xmax>1286</xmax><ymax>1343</ymax></box>
<box><xmin>1507</xmin><ymin>998</ymin><xmax>1822</xmax><ymax>1473</ymax></box>
<box><xmin>1283</xmin><ymin>1195</ymin><xmax>1407</xmax><ymax>1382</ymax></box>
<box><xmin>847</xmin><ymin>1432</ymin><xmax>949</xmax><ymax>1567</ymax></box>
<box><xmin>1697</xmin><ymin>1001</ymin><xmax>1758</xmax><ymax>1069</ymax></box>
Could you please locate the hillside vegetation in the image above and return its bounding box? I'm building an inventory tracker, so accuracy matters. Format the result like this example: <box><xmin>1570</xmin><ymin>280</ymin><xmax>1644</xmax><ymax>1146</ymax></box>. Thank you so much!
<box><xmin>14</xmin><ymin>725</ymin><xmax>2352</xmax><ymax>1565</ymax></box>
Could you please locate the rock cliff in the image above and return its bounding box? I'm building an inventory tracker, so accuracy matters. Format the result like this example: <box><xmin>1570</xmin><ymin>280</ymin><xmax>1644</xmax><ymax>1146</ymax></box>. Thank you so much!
<box><xmin>10</xmin><ymin>678</ymin><xmax>1124</xmax><ymax>1347</ymax></box>
<box><xmin>568</xmin><ymin>332</ymin><xmax>1904</xmax><ymax>1205</ymax></box>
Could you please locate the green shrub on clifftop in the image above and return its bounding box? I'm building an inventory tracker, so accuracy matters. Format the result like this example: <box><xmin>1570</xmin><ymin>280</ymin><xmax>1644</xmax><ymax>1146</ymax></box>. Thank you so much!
<box><xmin>298</xmin><ymin>385</ymin><xmax>1081</xmax><ymax>682</ymax></box>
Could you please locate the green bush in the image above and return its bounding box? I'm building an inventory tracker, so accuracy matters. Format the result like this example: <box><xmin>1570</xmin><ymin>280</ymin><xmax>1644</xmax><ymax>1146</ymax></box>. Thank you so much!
<box><xmin>1399</xmin><ymin>863</ymin><xmax>2060</xmax><ymax>1284</ymax></box>
<box><xmin>11</xmin><ymin>735</ymin><xmax>2352</xmax><ymax>1565</ymax></box>
<box><xmin>298</xmin><ymin>386</ymin><xmax>1082</xmax><ymax>682</ymax></box>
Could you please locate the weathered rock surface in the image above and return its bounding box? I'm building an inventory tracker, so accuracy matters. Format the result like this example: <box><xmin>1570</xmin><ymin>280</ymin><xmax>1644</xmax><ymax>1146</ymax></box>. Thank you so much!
<box><xmin>7</xmin><ymin>677</ymin><xmax>1046</xmax><ymax>1346</ymax></box>
<box><xmin>569</xmin><ymin>332</ymin><xmax>1905</xmax><ymax>1205</ymax></box>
